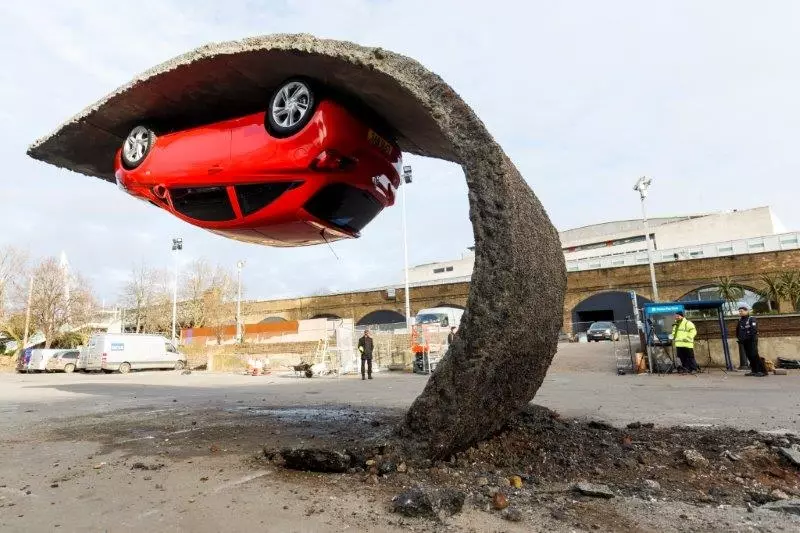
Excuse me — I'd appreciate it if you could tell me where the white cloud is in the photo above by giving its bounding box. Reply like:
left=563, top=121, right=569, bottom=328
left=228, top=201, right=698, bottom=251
left=2, top=0, right=799, bottom=304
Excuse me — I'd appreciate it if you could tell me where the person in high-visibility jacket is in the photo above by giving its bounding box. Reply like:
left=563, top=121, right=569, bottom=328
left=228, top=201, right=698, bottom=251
left=670, top=311, right=699, bottom=373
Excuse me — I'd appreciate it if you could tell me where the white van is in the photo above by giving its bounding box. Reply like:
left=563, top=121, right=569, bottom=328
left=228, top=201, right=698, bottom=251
left=415, top=307, right=464, bottom=329
left=85, top=333, right=186, bottom=374
left=76, top=346, right=89, bottom=372
left=26, top=349, right=62, bottom=372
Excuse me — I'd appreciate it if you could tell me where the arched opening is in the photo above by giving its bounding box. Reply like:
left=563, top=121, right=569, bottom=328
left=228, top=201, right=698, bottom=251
left=311, top=313, right=342, bottom=320
left=678, top=285, right=773, bottom=315
left=357, top=310, right=406, bottom=327
left=435, top=302, right=466, bottom=310
left=572, top=291, right=652, bottom=334
left=259, top=316, right=288, bottom=324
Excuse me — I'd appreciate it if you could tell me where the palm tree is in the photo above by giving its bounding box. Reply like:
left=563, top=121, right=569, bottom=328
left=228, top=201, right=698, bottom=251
left=715, top=276, right=745, bottom=315
left=778, top=271, right=800, bottom=312
left=757, top=273, right=782, bottom=312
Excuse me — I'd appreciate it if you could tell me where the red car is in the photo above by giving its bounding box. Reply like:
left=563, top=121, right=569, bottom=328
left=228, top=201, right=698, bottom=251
left=114, top=78, right=403, bottom=246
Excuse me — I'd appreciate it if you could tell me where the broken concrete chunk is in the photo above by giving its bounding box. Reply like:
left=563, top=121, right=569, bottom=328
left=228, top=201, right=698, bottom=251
left=760, top=499, right=800, bottom=516
left=391, top=487, right=465, bottom=518
left=574, top=482, right=615, bottom=499
left=280, top=448, right=353, bottom=473
left=778, top=445, right=800, bottom=468
left=683, top=449, right=710, bottom=469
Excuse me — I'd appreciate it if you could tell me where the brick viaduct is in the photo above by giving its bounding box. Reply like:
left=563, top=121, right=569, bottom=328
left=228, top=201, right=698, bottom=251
left=242, top=249, right=800, bottom=332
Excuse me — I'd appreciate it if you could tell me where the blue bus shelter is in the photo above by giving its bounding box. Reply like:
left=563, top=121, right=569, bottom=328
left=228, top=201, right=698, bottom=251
left=642, top=300, right=734, bottom=371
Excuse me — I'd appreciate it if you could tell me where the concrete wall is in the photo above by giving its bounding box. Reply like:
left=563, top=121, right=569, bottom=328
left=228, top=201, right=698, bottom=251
left=654, top=207, right=778, bottom=249
left=408, top=207, right=785, bottom=280
left=407, top=251, right=475, bottom=284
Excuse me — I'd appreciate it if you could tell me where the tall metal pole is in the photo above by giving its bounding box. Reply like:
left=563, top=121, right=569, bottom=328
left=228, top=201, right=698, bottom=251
left=401, top=166, right=413, bottom=328
left=634, top=176, right=659, bottom=301
left=21, top=275, right=33, bottom=353
left=236, top=260, right=244, bottom=343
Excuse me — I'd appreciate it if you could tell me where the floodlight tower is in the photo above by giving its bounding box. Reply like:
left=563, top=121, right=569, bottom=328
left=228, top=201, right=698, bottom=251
left=633, top=176, right=659, bottom=301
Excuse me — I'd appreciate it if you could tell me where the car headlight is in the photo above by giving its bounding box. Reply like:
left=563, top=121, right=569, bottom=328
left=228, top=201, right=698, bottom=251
left=605, top=329, right=611, bottom=334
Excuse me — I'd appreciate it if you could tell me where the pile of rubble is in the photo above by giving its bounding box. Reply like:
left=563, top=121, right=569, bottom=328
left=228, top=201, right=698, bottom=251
left=263, top=406, right=800, bottom=524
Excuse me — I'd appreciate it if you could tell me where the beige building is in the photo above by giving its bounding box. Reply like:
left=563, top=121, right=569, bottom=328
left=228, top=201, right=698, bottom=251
left=405, top=206, right=794, bottom=284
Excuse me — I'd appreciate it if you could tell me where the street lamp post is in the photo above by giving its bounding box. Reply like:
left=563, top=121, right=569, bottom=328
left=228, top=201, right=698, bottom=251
left=633, top=176, right=659, bottom=301
left=401, top=165, right=413, bottom=328
left=236, top=260, right=245, bottom=343
left=171, top=237, right=183, bottom=345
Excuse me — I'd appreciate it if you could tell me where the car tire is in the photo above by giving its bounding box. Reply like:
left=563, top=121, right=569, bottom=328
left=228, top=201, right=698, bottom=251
left=174, top=361, right=185, bottom=371
left=118, top=362, right=131, bottom=374
left=64, top=364, right=75, bottom=374
left=120, top=126, right=156, bottom=169
left=266, top=79, right=316, bottom=138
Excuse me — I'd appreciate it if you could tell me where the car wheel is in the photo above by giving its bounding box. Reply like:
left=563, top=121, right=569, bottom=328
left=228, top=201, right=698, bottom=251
left=64, top=364, right=75, bottom=374
left=174, top=360, right=185, bottom=371
left=121, top=126, right=155, bottom=169
left=119, top=362, right=131, bottom=374
left=266, top=79, right=316, bottom=138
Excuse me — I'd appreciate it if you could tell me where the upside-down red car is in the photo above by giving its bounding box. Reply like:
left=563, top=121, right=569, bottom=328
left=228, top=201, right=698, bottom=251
left=114, top=78, right=403, bottom=246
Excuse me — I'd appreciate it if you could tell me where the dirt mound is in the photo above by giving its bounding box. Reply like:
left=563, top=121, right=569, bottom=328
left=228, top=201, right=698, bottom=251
left=265, top=405, right=800, bottom=510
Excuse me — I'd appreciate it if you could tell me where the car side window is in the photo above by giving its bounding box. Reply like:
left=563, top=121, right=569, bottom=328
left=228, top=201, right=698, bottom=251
left=64, top=352, right=79, bottom=360
left=235, top=182, right=302, bottom=216
left=165, top=343, right=176, bottom=353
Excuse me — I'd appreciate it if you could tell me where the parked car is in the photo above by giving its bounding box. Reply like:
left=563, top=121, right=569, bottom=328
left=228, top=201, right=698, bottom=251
left=26, top=349, right=62, bottom=372
left=46, top=350, right=80, bottom=373
left=84, top=333, right=186, bottom=374
left=587, top=321, right=621, bottom=342
left=113, top=78, right=403, bottom=247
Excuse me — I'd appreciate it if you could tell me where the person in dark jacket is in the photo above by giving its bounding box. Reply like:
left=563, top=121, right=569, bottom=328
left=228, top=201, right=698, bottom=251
left=737, top=304, right=766, bottom=377
left=447, top=327, right=456, bottom=345
left=358, top=329, right=374, bottom=380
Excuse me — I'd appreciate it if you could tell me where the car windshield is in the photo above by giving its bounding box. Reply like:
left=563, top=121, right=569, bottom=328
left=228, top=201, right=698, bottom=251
left=417, top=313, right=447, bottom=325
left=303, top=184, right=381, bottom=233
left=589, top=322, right=613, bottom=330
left=170, top=186, right=235, bottom=221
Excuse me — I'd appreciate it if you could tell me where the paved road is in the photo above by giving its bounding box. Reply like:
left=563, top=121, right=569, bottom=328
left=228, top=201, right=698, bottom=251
left=2, top=342, right=798, bottom=436
left=1, top=343, right=799, bottom=533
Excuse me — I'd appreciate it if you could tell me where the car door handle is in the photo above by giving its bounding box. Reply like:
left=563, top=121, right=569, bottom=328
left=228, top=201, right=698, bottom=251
left=208, top=165, right=223, bottom=175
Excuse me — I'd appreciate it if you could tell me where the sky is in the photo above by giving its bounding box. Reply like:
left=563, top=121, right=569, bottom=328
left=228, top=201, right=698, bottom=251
left=2, top=0, right=799, bottom=305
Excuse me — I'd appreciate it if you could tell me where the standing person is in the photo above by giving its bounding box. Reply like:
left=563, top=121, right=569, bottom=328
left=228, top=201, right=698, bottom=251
left=671, top=311, right=699, bottom=374
left=447, top=327, right=456, bottom=345
left=737, top=304, right=766, bottom=377
left=358, top=329, right=374, bottom=380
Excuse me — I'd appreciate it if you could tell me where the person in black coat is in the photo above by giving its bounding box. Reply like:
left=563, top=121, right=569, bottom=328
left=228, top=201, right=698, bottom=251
left=358, top=329, right=374, bottom=380
left=447, top=327, right=456, bottom=345
left=736, top=304, right=766, bottom=377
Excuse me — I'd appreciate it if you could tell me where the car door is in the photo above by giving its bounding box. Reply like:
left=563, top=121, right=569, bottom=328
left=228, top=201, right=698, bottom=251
left=164, top=341, right=179, bottom=368
left=149, top=124, right=232, bottom=181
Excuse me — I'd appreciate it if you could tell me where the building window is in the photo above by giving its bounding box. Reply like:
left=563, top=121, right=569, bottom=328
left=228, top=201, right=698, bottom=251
left=433, top=268, right=445, bottom=274
left=446, top=266, right=454, bottom=272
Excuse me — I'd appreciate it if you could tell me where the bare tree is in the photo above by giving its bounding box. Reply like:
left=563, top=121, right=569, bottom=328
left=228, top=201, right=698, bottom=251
left=121, top=262, right=174, bottom=333
left=29, top=257, right=94, bottom=348
left=181, top=259, right=236, bottom=344
left=0, top=246, right=28, bottom=319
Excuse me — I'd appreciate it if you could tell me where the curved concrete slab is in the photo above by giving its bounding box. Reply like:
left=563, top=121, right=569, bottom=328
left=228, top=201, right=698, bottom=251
left=26, top=34, right=566, bottom=457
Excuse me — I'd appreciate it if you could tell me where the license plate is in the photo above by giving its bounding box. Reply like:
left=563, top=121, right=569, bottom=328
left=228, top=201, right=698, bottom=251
left=367, top=129, right=393, bottom=157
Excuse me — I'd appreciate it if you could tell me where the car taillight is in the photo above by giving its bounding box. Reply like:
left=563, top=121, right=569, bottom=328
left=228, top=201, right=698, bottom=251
left=310, top=150, right=357, bottom=171
left=101, top=352, right=107, bottom=361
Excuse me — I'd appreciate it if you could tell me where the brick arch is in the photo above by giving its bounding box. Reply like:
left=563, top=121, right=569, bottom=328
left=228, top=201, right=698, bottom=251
left=433, top=302, right=466, bottom=310
left=568, top=290, right=653, bottom=333
left=356, top=309, right=406, bottom=327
